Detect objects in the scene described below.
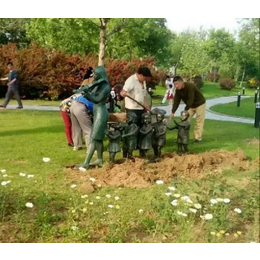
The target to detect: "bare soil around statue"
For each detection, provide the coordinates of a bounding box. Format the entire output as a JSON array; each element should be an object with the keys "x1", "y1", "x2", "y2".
[{"x1": 65, "y1": 147, "x2": 259, "y2": 193}]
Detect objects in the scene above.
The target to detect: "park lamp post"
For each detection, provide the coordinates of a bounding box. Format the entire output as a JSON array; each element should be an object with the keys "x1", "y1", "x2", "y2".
[
  {"x1": 242, "y1": 87, "x2": 245, "y2": 95},
  {"x1": 254, "y1": 90, "x2": 258, "y2": 103},
  {"x1": 254, "y1": 102, "x2": 260, "y2": 128},
  {"x1": 237, "y1": 92, "x2": 241, "y2": 107}
]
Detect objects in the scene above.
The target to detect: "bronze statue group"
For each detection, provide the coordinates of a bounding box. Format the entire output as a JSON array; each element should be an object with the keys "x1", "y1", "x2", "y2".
[{"x1": 60, "y1": 65, "x2": 191, "y2": 170}]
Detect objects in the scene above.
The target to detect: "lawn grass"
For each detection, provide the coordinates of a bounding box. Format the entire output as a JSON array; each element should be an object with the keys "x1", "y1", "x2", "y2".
[
  {"x1": 210, "y1": 97, "x2": 258, "y2": 119},
  {"x1": 0, "y1": 109, "x2": 259, "y2": 243}
]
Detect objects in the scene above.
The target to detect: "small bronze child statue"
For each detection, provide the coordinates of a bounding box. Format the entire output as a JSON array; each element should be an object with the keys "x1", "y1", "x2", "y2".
[
  {"x1": 139, "y1": 113, "x2": 154, "y2": 159},
  {"x1": 152, "y1": 111, "x2": 167, "y2": 161},
  {"x1": 168, "y1": 110, "x2": 190, "y2": 154},
  {"x1": 106, "y1": 122, "x2": 122, "y2": 164},
  {"x1": 122, "y1": 112, "x2": 139, "y2": 161}
]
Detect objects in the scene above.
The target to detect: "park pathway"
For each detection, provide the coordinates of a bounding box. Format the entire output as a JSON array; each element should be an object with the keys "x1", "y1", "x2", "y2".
[{"x1": 3, "y1": 96, "x2": 255, "y2": 124}]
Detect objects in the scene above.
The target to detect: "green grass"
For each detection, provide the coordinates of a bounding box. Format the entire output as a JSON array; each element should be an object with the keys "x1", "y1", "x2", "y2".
[
  {"x1": 0, "y1": 109, "x2": 259, "y2": 242},
  {"x1": 210, "y1": 97, "x2": 257, "y2": 118}
]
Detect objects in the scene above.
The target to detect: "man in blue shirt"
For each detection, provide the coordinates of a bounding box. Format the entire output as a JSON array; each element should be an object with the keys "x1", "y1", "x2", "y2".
[{"x1": 0, "y1": 62, "x2": 23, "y2": 109}]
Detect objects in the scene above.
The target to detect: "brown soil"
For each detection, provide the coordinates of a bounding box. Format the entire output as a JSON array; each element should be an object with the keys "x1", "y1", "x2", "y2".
[{"x1": 65, "y1": 148, "x2": 259, "y2": 193}]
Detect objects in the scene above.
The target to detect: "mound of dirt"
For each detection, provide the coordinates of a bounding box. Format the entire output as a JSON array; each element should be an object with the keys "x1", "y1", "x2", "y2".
[{"x1": 65, "y1": 148, "x2": 259, "y2": 192}]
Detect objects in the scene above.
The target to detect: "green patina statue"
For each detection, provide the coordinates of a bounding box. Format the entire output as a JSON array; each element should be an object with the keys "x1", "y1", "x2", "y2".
[
  {"x1": 75, "y1": 66, "x2": 110, "y2": 169},
  {"x1": 139, "y1": 113, "x2": 154, "y2": 159},
  {"x1": 168, "y1": 110, "x2": 191, "y2": 154},
  {"x1": 106, "y1": 122, "x2": 123, "y2": 164},
  {"x1": 152, "y1": 111, "x2": 167, "y2": 161},
  {"x1": 122, "y1": 112, "x2": 139, "y2": 162}
]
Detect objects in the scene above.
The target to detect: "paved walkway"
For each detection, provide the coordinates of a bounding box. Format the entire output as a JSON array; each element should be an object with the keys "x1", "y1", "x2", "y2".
[{"x1": 2, "y1": 96, "x2": 256, "y2": 124}]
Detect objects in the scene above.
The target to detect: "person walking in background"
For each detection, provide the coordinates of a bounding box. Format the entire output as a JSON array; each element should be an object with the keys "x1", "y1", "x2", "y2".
[
  {"x1": 169, "y1": 76, "x2": 206, "y2": 144},
  {"x1": 0, "y1": 62, "x2": 23, "y2": 109},
  {"x1": 161, "y1": 75, "x2": 173, "y2": 104},
  {"x1": 166, "y1": 84, "x2": 174, "y2": 106}
]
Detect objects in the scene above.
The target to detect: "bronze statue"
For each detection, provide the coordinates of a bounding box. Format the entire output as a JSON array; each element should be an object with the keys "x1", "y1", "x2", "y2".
[
  {"x1": 122, "y1": 112, "x2": 139, "y2": 162},
  {"x1": 139, "y1": 113, "x2": 154, "y2": 159},
  {"x1": 152, "y1": 111, "x2": 167, "y2": 161},
  {"x1": 75, "y1": 66, "x2": 110, "y2": 169},
  {"x1": 168, "y1": 110, "x2": 190, "y2": 154},
  {"x1": 106, "y1": 122, "x2": 122, "y2": 164}
]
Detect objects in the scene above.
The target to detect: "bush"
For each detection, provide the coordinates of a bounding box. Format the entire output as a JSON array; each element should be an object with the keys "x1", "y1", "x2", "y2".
[
  {"x1": 247, "y1": 78, "x2": 260, "y2": 88},
  {"x1": 192, "y1": 75, "x2": 204, "y2": 89},
  {"x1": 207, "y1": 72, "x2": 220, "y2": 82},
  {"x1": 219, "y1": 78, "x2": 235, "y2": 90}
]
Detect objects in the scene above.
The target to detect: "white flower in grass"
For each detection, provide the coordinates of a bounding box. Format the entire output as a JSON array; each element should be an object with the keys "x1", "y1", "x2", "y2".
[
  {"x1": 79, "y1": 167, "x2": 86, "y2": 172},
  {"x1": 234, "y1": 208, "x2": 242, "y2": 214},
  {"x1": 89, "y1": 177, "x2": 95, "y2": 182},
  {"x1": 95, "y1": 196, "x2": 101, "y2": 200},
  {"x1": 1, "y1": 181, "x2": 10, "y2": 186},
  {"x1": 139, "y1": 209, "x2": 143, "y2": 214},
  {"x1": 194, "y1": 203, "x2": 202, "y2": 209},
  {"x1": 19, "y1": 172, "x2": 26, "y2": 177},
  {"x1": 181, "y1": 195, "x2": 190, "y2": 201},
  {"x1": 223, "y1": 198, "x2": 230, "y2": 203},
  {"x1": 177, "y1": 211, "x2": 183, "y2": 215},
  {"x1": 25, "y1": 202, "x2": 33, "y2": 208},
  {"x1": 89, "y1": 202, "x2": 94, "y2": 205},
  {"x1": 173, "y1": 193, "x2": 180, "y2": 198},
  {"x1": 106, "y1": 194, "x2": 111, "y2": 198},
  {"x1": 82, "y1": 208, "x2": 87, "y2": 213},
  {"x1": 1, "y1": 169, "x2": 6, "y2": 173},
  {"x1": 186, "y1": 198, "x2": 193, "y2": 204},
  {"x1": 170, "y1": 199, "x2": 178, "y2": 206},
  {"x1": 115, "y1": 205, "x2": 120, "y2": 209},
  {"x1": 189, "y1": 208, "x2": 197, "y2": 214},
  {"x1": 205, "y1": 214, "x2": 213, "y2": 220},
  {"x1": 210, "y1": 199, "x2": 218, "y2": 205},
  {"x1": 114, "y1": 196, "x2": 120, "y2": 200},
  {"x1": 81, "y1": 195, "x2": 88, "y2": 199},
  {"x1": 108, "y1": 204, "x2": 114, "y2": 208},
  {"x1": 71, "y1": 226, "x2": 78, "y2": 231},
  {"x1": 217, "y1": 198, "x2": 223, "y2": 202},
  {"x1": 210, "y1": 232, "x2": 216, "y2": 236},
  {"x1": 165, "y1": 192, "x2": 172, "y2": 196},
  {"x1": 225, "y1": 233, "x2": 230, "y2": 236},
  {"x1": 70, "y1": 184, "x2": 77, "y2": 188},
  {"x1": 6, "y1": 180, "x2": 11, "y2": 184},
  {"x1": 156, "y1": 180, "x2": 164, "y2": 185},
  {"x1": 200, "y1": 215, "x2": 205, "y2": 220},
  {"x1": 42, "y1": 157, "x2": 50, "y2": 162},
  {"x1": 168, "y1": 186, "x2": 176, "y2": 191},
  {"x1": 2, "y1": 174, "x2": 8, "y2": 177},
  {"x1": 237, "y1": 231, "x2": 242, "y2": 235},
  {"x1": 27, "y1": 175, "x2": 34, "y2": 178},
  {"x1": 182, "y1": 213, "x2": 187, "y2": 217}
]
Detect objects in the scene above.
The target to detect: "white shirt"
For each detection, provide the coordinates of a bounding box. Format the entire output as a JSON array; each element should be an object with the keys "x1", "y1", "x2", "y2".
[
  {"x1": 165, "y1": 78, "x2": 173, "y2": 89},
  {"x1": 123, "y1": 74, "x2": 146, "y2": 110}
]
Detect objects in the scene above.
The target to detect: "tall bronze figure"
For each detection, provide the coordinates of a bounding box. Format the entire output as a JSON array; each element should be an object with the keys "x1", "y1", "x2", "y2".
[
  {"x1": 152, "y1": 111, "x2": 167, "y2": 161},
  {"x1": 139, "y1": 113, "x2": 154, "y2": 159},
  {"x1": 75, "y1": 66, "x2": 110, "y2": 169},
  {"x1": 168, "y1": 110, "x2": 190, "y2": 154},
  {"x1": 122, "y1": 112, "x2": 139, "y2": 162}
]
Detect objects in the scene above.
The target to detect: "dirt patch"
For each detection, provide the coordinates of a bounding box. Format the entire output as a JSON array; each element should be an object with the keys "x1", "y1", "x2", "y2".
[{"x1": 64, "y1": 148, "x2": 259, "y2": 191}]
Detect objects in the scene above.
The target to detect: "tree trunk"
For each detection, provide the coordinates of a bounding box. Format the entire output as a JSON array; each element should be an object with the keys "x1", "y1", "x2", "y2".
[
  {"x1": 239, "y1": 65, "x2": 246, "y2": 88},
  {"x1": 98, "y1": 19, "x2": 107, "y2": 66}
]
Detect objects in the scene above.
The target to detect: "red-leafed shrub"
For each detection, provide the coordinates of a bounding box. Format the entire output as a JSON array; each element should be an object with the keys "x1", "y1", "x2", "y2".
[
  {"x1": 219, "y1": 78, "x2": 235, "y2": 90},
  {"x1": 192, "y1": 75, "x2": 204, "y2": 89},
  {"x1": 0, "y1": 43, "x2": 166, "y2": 99}
]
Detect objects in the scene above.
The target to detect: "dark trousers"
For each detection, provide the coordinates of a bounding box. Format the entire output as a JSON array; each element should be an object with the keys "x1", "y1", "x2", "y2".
[{"x1": 3, "y1": 86, "x2": 23, "y2": 107}]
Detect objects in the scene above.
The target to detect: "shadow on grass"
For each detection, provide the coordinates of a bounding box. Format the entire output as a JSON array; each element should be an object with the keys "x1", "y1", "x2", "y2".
[{"x1": 0, "y1": 125, "x2": 63, "y2": 137}]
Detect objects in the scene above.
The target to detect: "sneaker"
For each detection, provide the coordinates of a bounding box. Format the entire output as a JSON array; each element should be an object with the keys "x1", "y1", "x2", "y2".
[
  {"x1": 194, "y1": 140, "x2": 202, "y2": 144},
  {"x1": 68, "y1": 143, "x2": 74, "y2": 147},
  {"x1": 16, "y1": 106, "x2": 23, "y2": 109},
  {"x1": 0, "y1": 105, "x2": 6, "y2": 108},
  {"x1": 73, "y1": 147, "x2": 82, "y2": 151}
]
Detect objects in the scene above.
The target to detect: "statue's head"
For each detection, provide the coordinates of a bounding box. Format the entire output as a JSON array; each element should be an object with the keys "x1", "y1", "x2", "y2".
[
  {"x1": 93, "y1": 66, "x2": 109, "y2": 82},
  {"x1": 156, "y1": 113, "x2": 164, "y2": 122},
  {"x1": 142, "y1": 113, "x2": 151, "y2": 125},
  {"x1": 180, "y1": 110, "x2": 189, "y2": 121},
  {"x1": 127, "y1": 112, "x2": 137, "y2": 124}
]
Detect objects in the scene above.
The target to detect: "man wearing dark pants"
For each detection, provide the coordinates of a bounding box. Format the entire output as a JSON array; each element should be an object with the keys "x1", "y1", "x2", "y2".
[{"x1": 0, "y1": 62, "x2": 23, "y2": 109}]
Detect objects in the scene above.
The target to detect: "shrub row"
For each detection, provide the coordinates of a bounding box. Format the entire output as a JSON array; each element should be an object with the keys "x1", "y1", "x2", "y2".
[{"x1": 0, "y1": 43, "x2": 166, "y2": 99}]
